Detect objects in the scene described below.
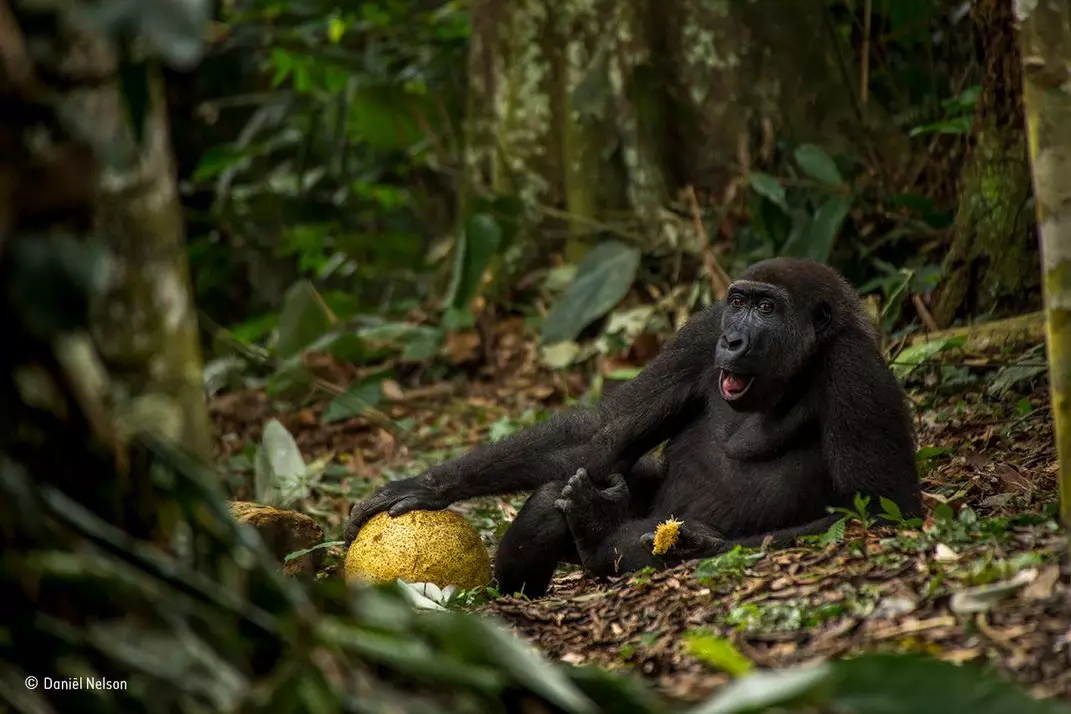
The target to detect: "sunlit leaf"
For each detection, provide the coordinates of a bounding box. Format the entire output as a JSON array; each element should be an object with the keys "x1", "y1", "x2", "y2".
[
  {"x1": 328, "y1": 14, "x2": 346, "y2": 43},
  {"x1": 890, "y1": 336, "x2": 965, "y2": 381},
  {"x1": 683, "y1": 633, "x2": 754, "y2": 677},
  {"x1": 254, "y1": 419, "x2": 308, "y2": 507}
]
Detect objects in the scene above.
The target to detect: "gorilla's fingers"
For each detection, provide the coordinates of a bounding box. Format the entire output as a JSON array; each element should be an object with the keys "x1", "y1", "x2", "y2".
[
  {"x1": 387, "y1": 496, "x2": 427, "y2": 517},
  {"x1": 639, "y1": 532, "x2": 656, "y2": 550},
  {"x1": 604, "y1": 473, "x2": 628, "y2": 499}
]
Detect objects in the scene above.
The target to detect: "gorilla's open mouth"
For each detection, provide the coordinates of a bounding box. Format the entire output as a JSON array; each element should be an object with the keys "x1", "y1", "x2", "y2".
[{"x1": 719, "y1": 370, "x2": 754, "y2": 401}]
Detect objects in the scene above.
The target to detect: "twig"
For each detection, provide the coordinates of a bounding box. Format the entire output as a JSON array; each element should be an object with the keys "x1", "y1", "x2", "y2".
[
  {"x1": 683, "y1": 185, "x2": 731, "y2": 300},
  {"x1": 860, "y1": 0, "x2": 872, "y2": 106},
  {"x1": 911, "y1": 294, "x2": 939, "y2": 332}
]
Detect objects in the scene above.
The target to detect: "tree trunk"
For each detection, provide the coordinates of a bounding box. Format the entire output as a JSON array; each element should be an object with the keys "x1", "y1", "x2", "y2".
[
  {"x1": 1017, "y1": 0, "x2": 1071, "y2": 527},
  {"x1": 463, "y1": 0, "x2": 906, "y2": 266},
  {"x1": 55, "y1": 30, "x2": 214, "y2": 458},
  {"x1": 932, "y1": 0, "x2": 1038, "y2": 327}
]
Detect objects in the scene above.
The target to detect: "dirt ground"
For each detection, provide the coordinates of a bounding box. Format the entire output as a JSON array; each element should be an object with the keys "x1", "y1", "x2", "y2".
[{"x1": 209, "y1": 324, "x2": 1069, "y2": 704}]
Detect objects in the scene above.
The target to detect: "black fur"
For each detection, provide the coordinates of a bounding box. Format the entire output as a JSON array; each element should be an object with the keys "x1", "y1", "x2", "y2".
[{"x1": 343, "y1": 258, "x2": 921, "y2": 597}]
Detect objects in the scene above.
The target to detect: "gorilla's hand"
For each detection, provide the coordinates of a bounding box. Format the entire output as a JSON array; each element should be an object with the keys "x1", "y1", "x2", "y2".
[
  {"x1": 640, "y1": 521, "x2": 724, "y2": 560},
  {"x1": 343, "y1": 474, "x2": 450, "y2": 546}
]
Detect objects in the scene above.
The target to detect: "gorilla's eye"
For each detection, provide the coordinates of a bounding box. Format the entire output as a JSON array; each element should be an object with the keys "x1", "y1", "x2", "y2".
[
  {"x1": 758, "y1": 299, "x2": 775, "y2": 314},
  {"x1": 729, "y1": 295, "x2": 745, "y2": 309}
]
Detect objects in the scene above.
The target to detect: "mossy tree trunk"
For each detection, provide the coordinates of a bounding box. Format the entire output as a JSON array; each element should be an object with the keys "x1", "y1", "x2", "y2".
[
  {"x1": 932, "y1": 0, "x2": 1039, "y2": 327},
  {"x1": 1017, "y1": 0, "x2": 1071, "y2": 527},
  {"x1": 55, "y1": 23, "x2": 214, "y2": 459},
  {"x1": 464, "y1": 0, "x2": 902, "y2": 265}
]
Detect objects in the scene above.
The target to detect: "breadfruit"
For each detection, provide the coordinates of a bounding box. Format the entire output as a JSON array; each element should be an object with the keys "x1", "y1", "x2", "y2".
[
  {"x1": 229, "y1": 501, "x2": 325, "y2": 578},
  {"x1": 344, "y1": 510, "x2": 492, "y2": 590}
]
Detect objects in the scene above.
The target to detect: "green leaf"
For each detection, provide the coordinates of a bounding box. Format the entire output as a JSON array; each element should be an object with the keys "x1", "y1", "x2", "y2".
[
  {"x1": 276, "y1": 280, "x2": 335, "y2": 359},
  {"x1": 890, "y1": 336, "x2": 966, "y2": 381},
  {"x1": 748, "y1": 172, "x2": 788, "y2": 211},
  {"x1": 541, "y1": 241, "x2": 641, "y2": 345},
  {"x1": 326, "y1": 332, "x2": 369, "y2": 364},
  {"x1": 400, "y1": 327, "x2": 443, "y2": 362},
  {"x1": 192, "y1": 145, "x2": 250, "y2": 182},
  {"x1": 781, "y1": 196, "x2": 851, "y2": 263},
  {"x1": 254, "y1": 419, "x2": 308, "y2": 507},
  {"x1": 446, "y1": 213, "x2": 503, "y2": 311},
  {"x1": 879, "y1": 497, "x2": 903, "y2": 522},
  {"x1": 989, "y1": 346, "x2": 1048, "y2": 396},
  {"x1": 909, "y1": 116, "x2": 974, "y2": 137},
  {"x1": 832, "y1": 653, "x2": 1070, "y2": 714},
  {"x1": 794, "y1": 144, "x2": 843, "y2": 187},
  {"x1": 683, "y1": 633, "x2": 754, "y2": 677},
  {"x1": 327, "y1": 14, "x2": 346, "y2": 43},
  {"x1": 349, "y1": 86, "x2": 428, "y2": 151},
  {"x1": 686, "y1": 662, "x2": 834, "y2": 714},
  {"x1": 541, "y1": 341, "x2": 581, "y2": 369},
  {"x1": 321, "y1": 377, "x2": 383, "y2": 425},
  {"x1": 819, "y1": 517, "x2": 847, "y2": 546},
  {"x1": 421, "y1": 616, "x2": 597, "y2": 714},
  {"x1": 285, "y1": 540, "x2": 343, "y2": 562}
]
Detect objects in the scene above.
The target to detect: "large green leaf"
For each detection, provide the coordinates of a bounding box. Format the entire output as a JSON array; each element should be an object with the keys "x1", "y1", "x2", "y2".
[
  {"x1": 780, "y1": 196, "x2": 851, "y2": 263},
  {"x1": 687, "y1": 662, "x2": 833, "y2": 714},
  {"x1": 748, "y1": 172, "x2": 788, "y2": 212},
  {"x1": 275, "y1": 280, "x2": 335, "y2": 359},
  {"x1": 445, "y1": 212, "x2": 503, "y2": 311},
  {"x1": 832, "y1": 654, "x2": 1071, "y2": 714},
  {"x1": 540, "y1": 241, "x2": 641, "y2": 345},
  {"x1": 421, "y1": 615, "x2": 597, "y2": 714},
  {"x1": 321, "y1": 376, "x2": 384, "y2": 425},
  {"x1": 890, "y1": 336, "x2": 966, "y2": 381},
  {"x1": 349, "y1": 86, "x2": 428, "y2": 151},
  {"x1": 688, "y1": 653, "x2": 1071, "y2": 714},
  {"x1": 793, "y1": 145, "x2": 843, "y2": 187}
]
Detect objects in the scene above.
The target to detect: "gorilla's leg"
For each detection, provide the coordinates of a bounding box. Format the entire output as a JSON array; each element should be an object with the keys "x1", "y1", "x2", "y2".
[
  {"x1": 494, "y1": 481, "x2": 577, "y2": 598},
  {"x1": 494, "y1": 453, "x2": 666, "y2": 598}
]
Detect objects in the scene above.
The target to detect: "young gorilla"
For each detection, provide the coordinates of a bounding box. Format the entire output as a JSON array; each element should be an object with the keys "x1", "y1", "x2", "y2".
[{"x1": 344, "y1": 258, "x2": 922, "y2": 598}]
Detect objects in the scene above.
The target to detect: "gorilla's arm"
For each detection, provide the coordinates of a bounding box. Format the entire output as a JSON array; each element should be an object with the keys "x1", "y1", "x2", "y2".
[
  {"x1": 819, "y1": 332, "x2": 922, "y2": 518},
  {"x1": 343, "y1": 307, "x2": 722, "y2": 545},
  {"x1": 582, "y1": 307, "x2": 721, "y2": 477}
]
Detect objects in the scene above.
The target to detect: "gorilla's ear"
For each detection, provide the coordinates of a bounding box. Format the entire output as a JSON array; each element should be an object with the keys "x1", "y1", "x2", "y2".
[{"x1": 814, "y1": 301, "x2": 833, "y2": 333}]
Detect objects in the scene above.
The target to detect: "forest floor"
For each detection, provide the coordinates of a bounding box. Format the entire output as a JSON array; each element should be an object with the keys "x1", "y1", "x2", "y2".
[{"x1": 208, "y1": 319, "x2": 1070, "y2": 705}]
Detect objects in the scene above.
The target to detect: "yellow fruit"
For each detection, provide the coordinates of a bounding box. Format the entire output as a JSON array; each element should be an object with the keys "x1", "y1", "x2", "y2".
[
  {"x1": 652, "y1": 517, "x2": 683, "y2": 555},
  {"x1": 344, "y1": 510, "x2": 492, "y2": 590}
]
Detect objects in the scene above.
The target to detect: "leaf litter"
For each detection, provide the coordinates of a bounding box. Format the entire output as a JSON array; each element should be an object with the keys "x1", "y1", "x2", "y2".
[{"x1": 208, "y1": 321, "x2": 1070, "y2": 705}]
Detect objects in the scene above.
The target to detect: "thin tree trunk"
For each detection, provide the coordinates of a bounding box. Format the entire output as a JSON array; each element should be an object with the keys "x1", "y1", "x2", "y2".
[
  {"x1": 1017, "y1": 0, "x2": 1071, "y2": 526},
  {"x1": 49, "y1": 20, "x2": 214, "y2": 459},
  {"x1": 933, "y1": 0, "x2": 1038, "y2": 326}
]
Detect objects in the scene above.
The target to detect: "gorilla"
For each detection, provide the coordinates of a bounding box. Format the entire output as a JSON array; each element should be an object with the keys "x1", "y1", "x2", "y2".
[{"x1": 343, "y1": 257, "x2": 922, "y2": 597}]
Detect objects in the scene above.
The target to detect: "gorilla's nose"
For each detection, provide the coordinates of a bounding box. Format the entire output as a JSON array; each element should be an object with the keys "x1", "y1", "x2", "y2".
[{"x1": 719, "y1": 330, "x2": 750, "y2": 359}]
